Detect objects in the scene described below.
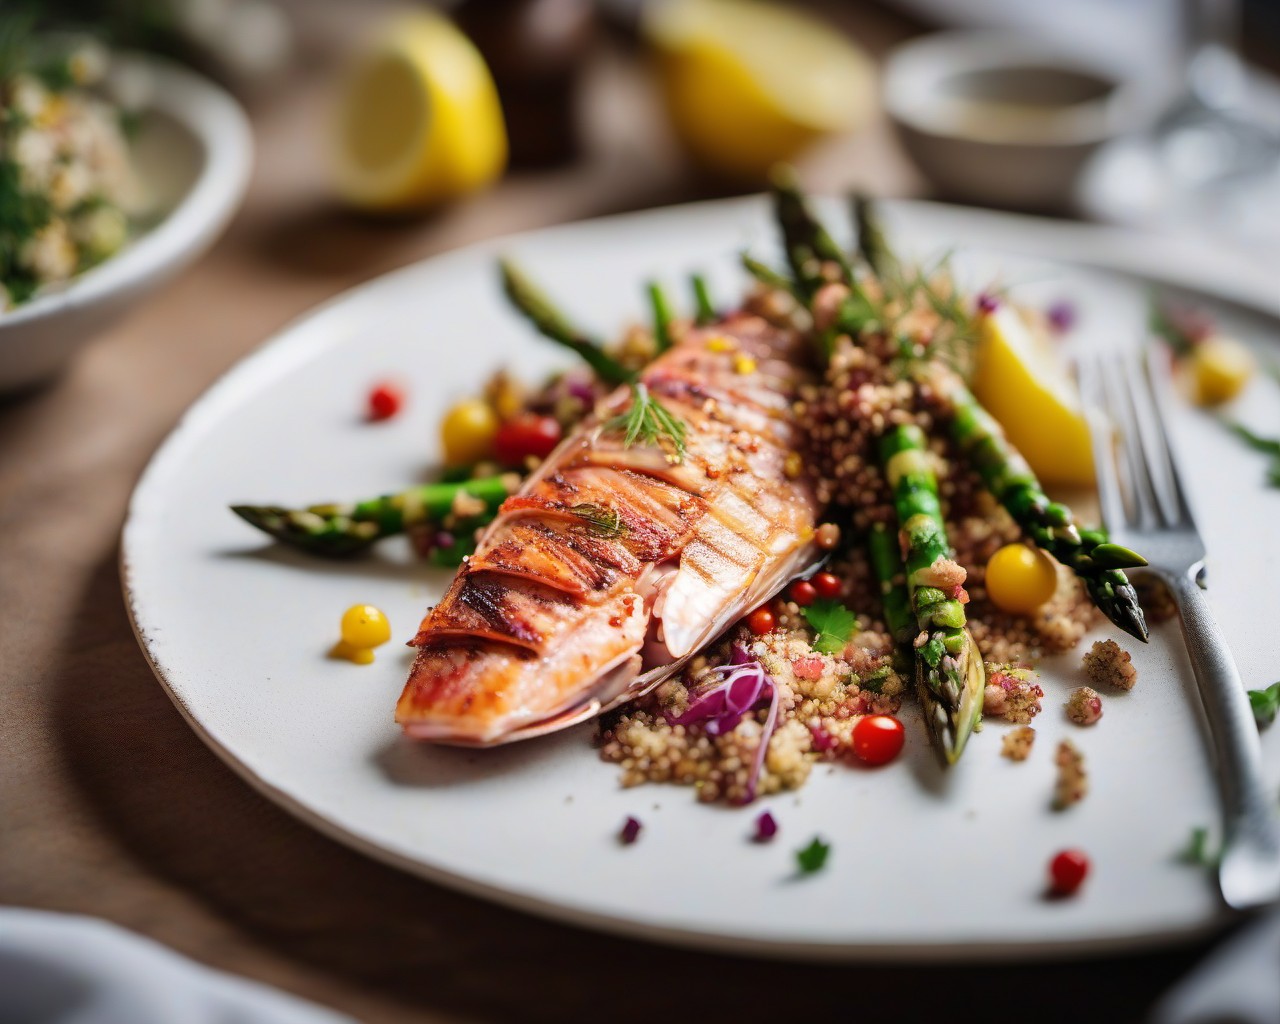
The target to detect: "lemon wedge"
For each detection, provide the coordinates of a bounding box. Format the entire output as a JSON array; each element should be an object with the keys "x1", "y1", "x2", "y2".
[
  {"x1": 972, "y1": 304, "x2": 1095, "y2": 487},
  {"x1": 644, "y1": 0, "x2": 874, "y2": 181},
  {"x1": 334, "y1": 11, "x2": 507, "y2": 211}
]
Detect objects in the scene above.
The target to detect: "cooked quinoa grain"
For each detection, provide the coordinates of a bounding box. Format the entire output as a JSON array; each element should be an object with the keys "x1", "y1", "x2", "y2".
[{"x1": 1083, "y1": 639, "x2": 1137, "y2": 691}]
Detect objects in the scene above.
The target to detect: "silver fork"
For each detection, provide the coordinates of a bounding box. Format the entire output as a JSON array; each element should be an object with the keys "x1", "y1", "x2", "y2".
[{"x1": 1077, "y1": 350, "x2": 1280, "y2": 910}]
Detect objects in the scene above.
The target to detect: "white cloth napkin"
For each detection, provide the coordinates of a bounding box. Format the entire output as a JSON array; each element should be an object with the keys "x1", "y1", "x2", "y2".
[
  {"x1": 1150, "y1": 908, "x2": 1280, "y2": 1024},
  {"x1": 0, "y1": 908, "x2": 354, "y2": 1024}
]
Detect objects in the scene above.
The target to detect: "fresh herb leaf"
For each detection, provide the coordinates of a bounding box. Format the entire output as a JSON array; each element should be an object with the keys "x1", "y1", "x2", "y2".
[
  {"x1": 569, "y1": 502, "x2": 625, "y2": 537},
  {"x1": 1225, "y1": 421, "x2": 1280, "y2": 456},
  {"x1": 1179, "y1": 826, "x2": 1218, "y2": 867},
  {"x1": 796, "y1": 836, "x2": 830, "y2": 875},
  {"x1": 606, "y1": 382, "x2": 687, "y2": 462},
  {"x1": 860, "y1": 665, "x2": 892, "y2": 693},
  {"x1": 1248, "y1": 681, "x2": 1280, "y2": 728},
  {"x1": 800, "y1": 598, "x2": 856, "y2": 655}
]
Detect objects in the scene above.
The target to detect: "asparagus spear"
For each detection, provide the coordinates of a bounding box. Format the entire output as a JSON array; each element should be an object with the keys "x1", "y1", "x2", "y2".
[
  {"x1": 690, "y1": 273, "x2": 716, "y2": 326},
  {"x1": 851, "y1": 191, "x2": 895, "y2": 282},
  {"x1": 929, "y1": 368, "x2": 1150, "y2": 642},
  {"x1": 647, "y1": 281, "x2": 675, "y2": 353},
  {"x1": 231, "y1": 475, "x2": 513, "y2": 559},
  {"x1": 740, "y1": 252, "x2": 803, "y2": 299},
  {"x1": 769, "y1": 165, "x2": 854, "y2": 298},
  {"x1": 499, "y1": 259, "x2": 633, "y2": 386},
  {"x1": 879, "y1": 423, "x2": 986, "y2": 764},
  {"x1": 868, "y1": 521, "x2": 913, "y2": 646}
]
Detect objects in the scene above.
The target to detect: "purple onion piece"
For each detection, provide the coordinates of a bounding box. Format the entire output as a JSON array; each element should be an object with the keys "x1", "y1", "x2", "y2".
[
  {"x1": 754, "y1": 811, "x2": 778, "y2": 842},
  {"x1": 1047, "y1": 300, "x2": 1077, "y2": 333},
  {"x1": 977, "y1": 292, "x2": 1000, "y2": 314},
  {"x1": 619, "y1": 816, "x2": 642, "y2": 845}
]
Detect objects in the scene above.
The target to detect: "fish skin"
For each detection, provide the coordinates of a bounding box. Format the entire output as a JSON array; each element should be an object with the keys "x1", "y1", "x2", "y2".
[{"x1": 396, "y1": 313, "x2": 822, "y2": 745}]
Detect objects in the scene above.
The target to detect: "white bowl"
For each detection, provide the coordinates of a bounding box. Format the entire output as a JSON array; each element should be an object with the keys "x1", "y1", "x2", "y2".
[
  {"x1": 0, "y1": 54, "x2": 253, "y2": 393},
  {"x1": 884, "y1": 32, "x2": 1161, "y2": 211}
]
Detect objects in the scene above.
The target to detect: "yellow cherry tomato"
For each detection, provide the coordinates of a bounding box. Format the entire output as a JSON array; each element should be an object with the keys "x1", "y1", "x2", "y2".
[
  {"x1": 340, "y1": 604, "x2": 392, "y2": 650},
  {"x1": 986, "y1": 544, "x2": 1058, "y2": 615},
  {"x1": 440, "y1": 398, "x2": 498, "y2": 465},
  {"x1": 1190, "y1": 335, "x2": 1254, "y2": 406}
]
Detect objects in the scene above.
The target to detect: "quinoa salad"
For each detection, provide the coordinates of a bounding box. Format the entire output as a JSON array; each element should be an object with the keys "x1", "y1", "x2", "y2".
[{"x1": 0, "y1": 30, "x2": 142, "y2": 310}]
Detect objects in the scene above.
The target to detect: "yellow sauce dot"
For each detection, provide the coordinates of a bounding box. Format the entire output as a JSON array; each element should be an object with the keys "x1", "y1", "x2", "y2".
[
  {"x1": 332, "y1": 604, "x2": 392, "y2": 664},
  {"x1": 733, "y1": 354, "x2": 757, "y2": 375},
  {"x1": 705, "y1": 335, "x2": 737, "y2": 353}
]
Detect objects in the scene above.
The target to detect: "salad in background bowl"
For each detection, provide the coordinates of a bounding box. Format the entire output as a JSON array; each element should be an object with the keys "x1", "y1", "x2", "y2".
[{"x1": 0, "y1": 30, "x2": 252, "y2": 393}]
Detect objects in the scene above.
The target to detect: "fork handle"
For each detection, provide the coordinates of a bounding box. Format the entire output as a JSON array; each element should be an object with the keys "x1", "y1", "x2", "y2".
[{"x1": 1167, "y1": 567, "x2": 1280, "y2": 909}]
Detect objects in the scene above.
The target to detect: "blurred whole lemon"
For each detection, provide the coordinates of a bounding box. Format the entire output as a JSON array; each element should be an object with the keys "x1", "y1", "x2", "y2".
[
  {"x1": 644, "y1": 0, "x2": 875, "y2": 181},
  {"x1": 334, "y1": 10, "x2": 507, "y2": 212}
]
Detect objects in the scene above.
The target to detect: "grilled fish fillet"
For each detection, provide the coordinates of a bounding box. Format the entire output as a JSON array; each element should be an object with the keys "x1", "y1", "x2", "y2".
[{"x1": 396, "y1": 313, "x2": 822, "y2": 744}]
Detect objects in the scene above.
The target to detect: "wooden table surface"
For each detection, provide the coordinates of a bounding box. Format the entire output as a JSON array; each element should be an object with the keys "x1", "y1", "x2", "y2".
[{"x1": 0, "y1": 3, "x2": 1239, "y2": 1020}]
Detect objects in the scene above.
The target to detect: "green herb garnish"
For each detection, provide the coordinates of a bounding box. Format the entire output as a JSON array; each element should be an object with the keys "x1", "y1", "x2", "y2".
[
  {"x1": 606, "y1": 382, "x2": 687, "y2": 462},
  {"x1": 1248, "y1": 681, "x2": 1280, "y2": 728},
  {"x1": 1179, "y1": 826, "x2": 1219, "y2": 867},
  {"x1": 569, "y1": 502, "x2": 625, "y2": 537},
  {"x1": 1223, "y1": 422, "x2": 1280, "y2": 488},
  {"x1": 796, "y1": 836, "x2": 830, "y2": 875},
  {"x1": 800, "y1": 598, "x2": 856, "y2": 655}
]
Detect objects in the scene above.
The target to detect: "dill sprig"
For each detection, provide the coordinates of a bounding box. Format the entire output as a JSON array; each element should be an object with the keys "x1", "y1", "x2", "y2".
[
  {"x1": 606, "y1": 382, "x2": 687, "y2": 463},
  {"x1": 569, "y1": 502, "x2": 626, "y2": 537}
]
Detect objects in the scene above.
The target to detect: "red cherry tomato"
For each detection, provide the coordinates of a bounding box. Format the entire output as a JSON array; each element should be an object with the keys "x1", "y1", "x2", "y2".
[
  {"x1": 1049, "y1": 849, "x2": 1090, "y2": 895},
  {"x1": 367, "y1": 382, "x2": 404, "y2": 421},
  {"x1": 789, "y1": 580, "x2": 817, "y2": 606},
  {"x1": 494, "y1": 414, "x2": 562, "y2": 464},
  {"x1": 812, "y1": 572, "x2": 842, "y2": 598},
  {"x1": 746, "y1": 606, "x2": 776, "y2": 635},
  {"x1": 852, "y1": 715, "x2": 905, "y2": 766}
]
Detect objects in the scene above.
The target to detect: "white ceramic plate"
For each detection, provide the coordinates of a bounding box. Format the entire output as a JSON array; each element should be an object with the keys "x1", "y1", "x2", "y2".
[
  {"x1": 0, "y1": 54, "x2": 253, "y2": 392},
  {"x1": 122, "y1": 198, "x2": 1280, "y2": 960}
]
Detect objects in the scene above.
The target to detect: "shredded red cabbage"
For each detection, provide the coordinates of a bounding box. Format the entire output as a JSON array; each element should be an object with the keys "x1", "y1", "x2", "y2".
[
  {"x1": 754, "y1": 810, "x2": 778, "y2": 842},
  {"x1": 619, "y1": 816, "x2": 642, "y2": 845},
  {"x1": 670, "y1": 645, "x2": 779, "y2": 803}
]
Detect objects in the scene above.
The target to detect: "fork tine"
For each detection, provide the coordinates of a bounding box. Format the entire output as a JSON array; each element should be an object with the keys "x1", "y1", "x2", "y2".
[
  {"x1": 1141, "y1": 348, "x2": 1198, "y2": 527},
  {"x1": 1076, "y1": 354, "x2": 1129, "y2": 533},
  {"x1": 1121, "y1": 350, "x2": 1183, "y2": 528},
  {"x1": 1105, "y1": 353, "x2": 1163, "y2": 529}
]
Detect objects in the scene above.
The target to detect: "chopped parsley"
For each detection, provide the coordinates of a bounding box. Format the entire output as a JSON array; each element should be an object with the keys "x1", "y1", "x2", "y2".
[
  {"x1": 1248, "y1": 681, "x2": 1280, "y2": 728},
  {"x1": 796, "y1": 836, "x2": 830, "y2": 875},
  {"x1": 800, "y1": 598, "x2": 856, "y2": 655}
]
